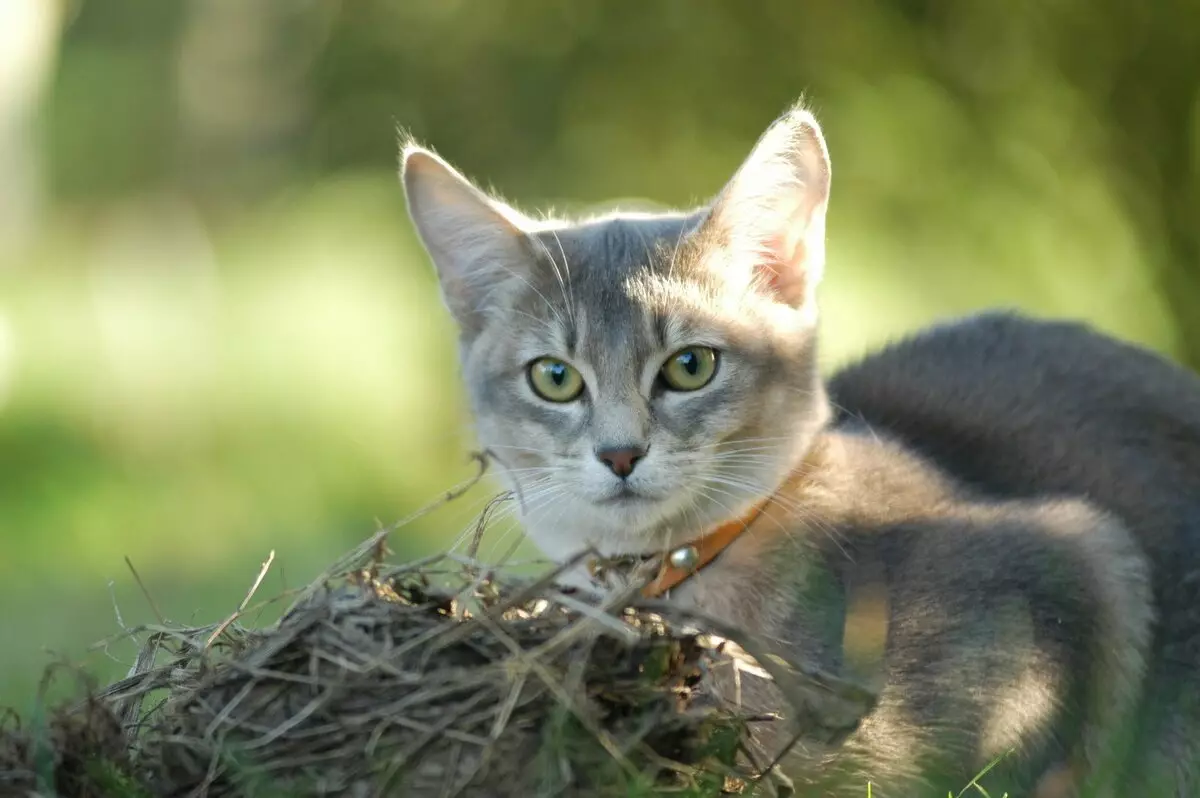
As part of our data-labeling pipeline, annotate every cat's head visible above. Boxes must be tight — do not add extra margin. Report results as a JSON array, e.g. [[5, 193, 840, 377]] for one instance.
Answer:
[[401, 104, 832, 563]]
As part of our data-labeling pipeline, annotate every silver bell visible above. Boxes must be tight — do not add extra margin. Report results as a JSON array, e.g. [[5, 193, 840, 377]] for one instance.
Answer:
[[668, 545, 700, 571]]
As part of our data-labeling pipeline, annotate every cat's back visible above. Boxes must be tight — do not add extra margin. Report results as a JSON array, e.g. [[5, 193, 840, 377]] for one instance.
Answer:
[[826, 310, 1200, 519]]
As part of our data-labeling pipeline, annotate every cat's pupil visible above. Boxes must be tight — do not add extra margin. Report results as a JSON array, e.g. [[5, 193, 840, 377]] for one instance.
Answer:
[[550, 363, 566, 384], [679, 352, 698, 375]]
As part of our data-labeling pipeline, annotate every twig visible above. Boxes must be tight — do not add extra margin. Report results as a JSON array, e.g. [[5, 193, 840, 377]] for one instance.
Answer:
[[205, 550, 276, 650], [125, 556, 166, 625], [283, 451, 492, 617], [107, 580, 127, 632], [543, 591, 640, 645], [471, 610, 644, 783], [416, 549, 598, 663], [465, 489, 514, 560], [527, 558, 661, 660]]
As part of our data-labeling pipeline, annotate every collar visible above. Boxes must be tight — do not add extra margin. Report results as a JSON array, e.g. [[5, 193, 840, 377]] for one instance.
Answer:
[[629, 443, 835, 598], [583, 499, 769, 599], [639, 498, 770, 598]]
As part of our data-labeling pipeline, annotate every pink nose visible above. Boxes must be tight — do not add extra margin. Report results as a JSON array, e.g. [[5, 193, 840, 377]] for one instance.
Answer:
[[596, 446, 646, 478]]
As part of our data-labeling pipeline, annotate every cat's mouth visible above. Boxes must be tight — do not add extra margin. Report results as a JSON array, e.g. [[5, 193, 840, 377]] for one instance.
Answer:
[[596, 486, 657, 506]]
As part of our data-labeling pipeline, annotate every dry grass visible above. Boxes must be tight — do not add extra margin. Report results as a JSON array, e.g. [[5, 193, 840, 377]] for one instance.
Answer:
[[1, 458, 876, 797]]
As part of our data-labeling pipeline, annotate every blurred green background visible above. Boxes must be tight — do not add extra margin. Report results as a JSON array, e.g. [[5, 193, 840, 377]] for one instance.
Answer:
[[2, 0, 1198, 708]]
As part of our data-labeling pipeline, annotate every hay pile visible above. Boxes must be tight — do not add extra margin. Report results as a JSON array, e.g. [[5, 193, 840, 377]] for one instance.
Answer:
[[1, 470, 875, 797]]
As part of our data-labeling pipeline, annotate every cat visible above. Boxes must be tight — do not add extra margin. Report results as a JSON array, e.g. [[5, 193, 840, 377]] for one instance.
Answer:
[[400, 102, 1200, 796]]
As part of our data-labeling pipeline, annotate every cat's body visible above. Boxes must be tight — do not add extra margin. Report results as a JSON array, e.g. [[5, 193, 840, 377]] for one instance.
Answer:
[[672, 311, 1200, 795], [400, 104, 1200, 795], [821, 311, 1200, 793]]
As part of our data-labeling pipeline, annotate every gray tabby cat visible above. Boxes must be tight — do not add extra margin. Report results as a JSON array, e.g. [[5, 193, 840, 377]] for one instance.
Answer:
[[400, 102, 1200, 796]]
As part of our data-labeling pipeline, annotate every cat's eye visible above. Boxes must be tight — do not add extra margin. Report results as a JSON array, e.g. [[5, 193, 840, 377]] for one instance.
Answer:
[[660, 346, 719, 392], [527, 357, 585, 402]]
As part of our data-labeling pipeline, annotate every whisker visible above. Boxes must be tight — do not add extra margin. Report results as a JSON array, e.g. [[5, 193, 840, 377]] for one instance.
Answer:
[[506, 308, 562, 337], [541, 229, 578, 329], [694, 481, 823, 556], [495, 262, 566, 330], [665, 211, 692, 284], [713, 436, 806, 448], [484, 444, 567, 456], [704, 472, 850, 558]]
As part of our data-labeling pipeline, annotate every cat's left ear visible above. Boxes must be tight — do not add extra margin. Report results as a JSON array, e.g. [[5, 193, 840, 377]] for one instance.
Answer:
[[704, 105, 831, 311], [401, 144, 536, 338]]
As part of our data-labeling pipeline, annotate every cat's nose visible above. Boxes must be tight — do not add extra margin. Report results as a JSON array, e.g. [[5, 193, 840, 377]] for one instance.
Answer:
[[595, 445, 647, 478]]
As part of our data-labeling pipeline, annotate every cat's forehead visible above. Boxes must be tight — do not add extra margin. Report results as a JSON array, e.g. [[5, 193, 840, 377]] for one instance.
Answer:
[[531, 213, 716, 310], [536, 213, 702, 288], [514, 212, 719, 358]]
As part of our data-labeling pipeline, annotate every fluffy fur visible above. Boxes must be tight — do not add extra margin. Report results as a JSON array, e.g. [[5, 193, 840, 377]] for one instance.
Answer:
[[401, 103, 1200, 795]]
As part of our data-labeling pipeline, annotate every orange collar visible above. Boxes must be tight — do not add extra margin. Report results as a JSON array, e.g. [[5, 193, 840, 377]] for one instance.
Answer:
[[640, 498, 769, 598]]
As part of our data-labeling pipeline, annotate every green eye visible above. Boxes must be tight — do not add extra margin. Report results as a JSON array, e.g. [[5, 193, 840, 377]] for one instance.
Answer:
[[528, 357, 585, 402], [660, 346, 718, 391]]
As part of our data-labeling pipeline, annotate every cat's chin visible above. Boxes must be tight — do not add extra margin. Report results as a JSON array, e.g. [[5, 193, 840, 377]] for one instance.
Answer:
[[520, 495, 676, 561], [524, 483, 763, 561]]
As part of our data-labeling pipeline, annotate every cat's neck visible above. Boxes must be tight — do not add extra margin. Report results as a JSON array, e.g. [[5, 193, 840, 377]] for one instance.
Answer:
[[640, 429, 836, 598]]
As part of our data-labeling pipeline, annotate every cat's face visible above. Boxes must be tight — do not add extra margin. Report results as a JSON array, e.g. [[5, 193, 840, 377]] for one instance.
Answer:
[[403, 104, 832, 561]]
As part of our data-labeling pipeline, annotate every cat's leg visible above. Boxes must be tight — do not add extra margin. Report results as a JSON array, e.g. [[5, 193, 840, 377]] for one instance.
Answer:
[[784, 498, 1153, 796], [1032, 759, 1081, 798]]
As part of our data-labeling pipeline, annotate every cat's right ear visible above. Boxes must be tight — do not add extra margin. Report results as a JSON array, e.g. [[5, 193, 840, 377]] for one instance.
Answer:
[[401, 145, 533, 337], [703, 104, 832, 315]]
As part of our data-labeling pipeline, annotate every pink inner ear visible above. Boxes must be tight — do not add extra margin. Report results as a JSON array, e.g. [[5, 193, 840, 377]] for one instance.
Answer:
[[758, 205, 814, 307]]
